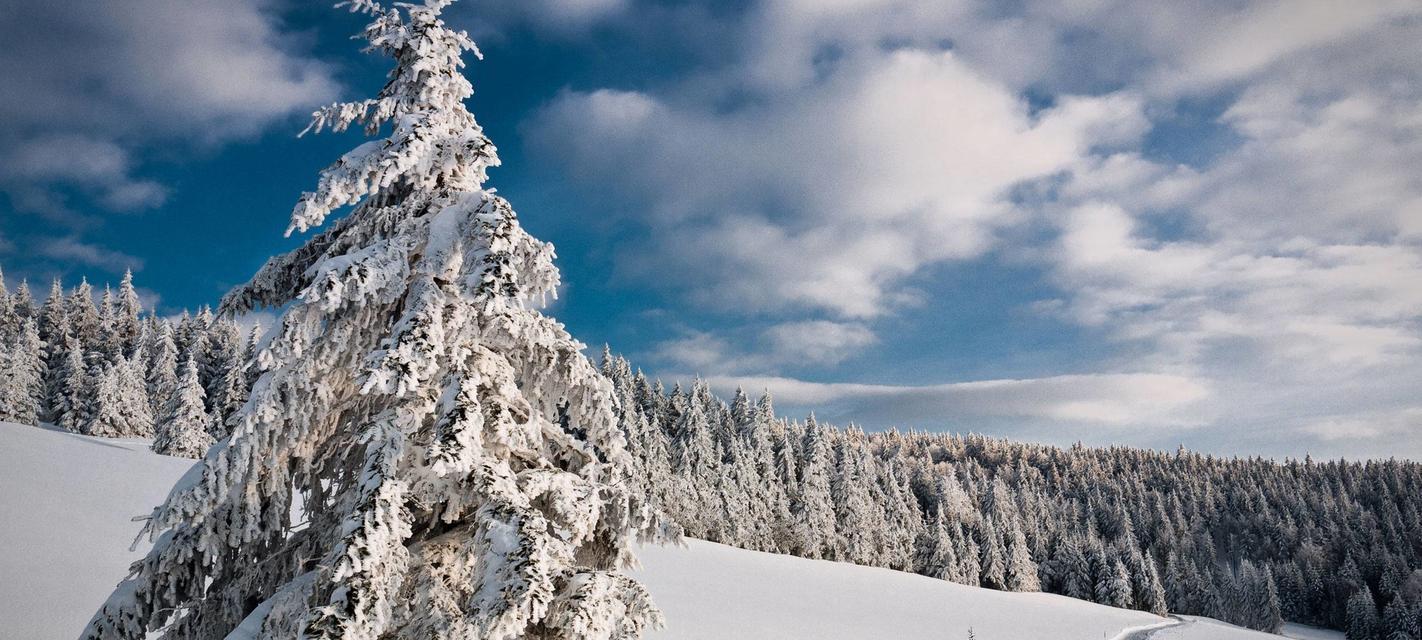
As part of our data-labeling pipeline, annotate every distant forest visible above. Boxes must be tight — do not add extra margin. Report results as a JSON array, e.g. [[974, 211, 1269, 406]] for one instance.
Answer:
[[1, 267, 1418, 638], [601, 353, 1422, 638]]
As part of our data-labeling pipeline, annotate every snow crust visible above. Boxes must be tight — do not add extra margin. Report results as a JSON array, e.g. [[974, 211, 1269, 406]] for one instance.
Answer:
[[0, 421, 1340, 640]]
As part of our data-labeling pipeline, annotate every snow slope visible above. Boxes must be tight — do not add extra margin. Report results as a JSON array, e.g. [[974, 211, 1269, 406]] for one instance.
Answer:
[[0, 422, 195, 640], [0, 421, 1341, 640]]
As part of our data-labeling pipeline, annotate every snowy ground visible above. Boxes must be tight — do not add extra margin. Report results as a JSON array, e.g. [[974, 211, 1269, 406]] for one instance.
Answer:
[[0, 421, 1343, 640]]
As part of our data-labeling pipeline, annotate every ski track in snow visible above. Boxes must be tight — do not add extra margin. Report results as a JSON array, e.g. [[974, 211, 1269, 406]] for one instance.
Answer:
[[1111, 616, 1188, 640]]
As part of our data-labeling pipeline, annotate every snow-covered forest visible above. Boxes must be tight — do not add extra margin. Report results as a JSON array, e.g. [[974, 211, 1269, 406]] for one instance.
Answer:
[[0, 1, 1415, 639], [1, 271, 1416, 638], [600, 352, 1422, 639], [0, 268, 252, 455]]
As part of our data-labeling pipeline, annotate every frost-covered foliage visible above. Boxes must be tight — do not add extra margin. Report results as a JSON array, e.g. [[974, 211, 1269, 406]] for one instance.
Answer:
[[0, 318, 45, 425], [83, 355, 153, 438], [151, 356, 213, 459], [84, 2, 667, 638], [603, 351, 1422, 635]]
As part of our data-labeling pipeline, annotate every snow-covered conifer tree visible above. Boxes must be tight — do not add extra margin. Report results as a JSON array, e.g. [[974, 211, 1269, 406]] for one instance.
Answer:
[[83, 355, 153, 438], [1347, 586, 1380, 640], [84, 3, 663, 637], [144, 323, 180, 417], [0, 267, 13, 340], [38, 280, 66, 357], [67, 278, 101, 354], [116, 269, 144, 355], [0, 317, 45, 425], [151, 355, 214, 459], [12, 279, 34, 321], [794, 416, 837, 559], [53, 329, 89, 432]]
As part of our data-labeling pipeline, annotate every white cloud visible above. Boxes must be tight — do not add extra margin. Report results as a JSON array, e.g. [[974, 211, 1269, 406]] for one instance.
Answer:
[[0, 135, 168, 213], [533, 50, 1145, 319], [653, 320, 878, 373], [763, 321, 877, 367], [0, 0, 340, 280], [35, 237, 145, 273], [533, 0, 1422, 456], [0, 0, 338, 144], [702, 373, 1210, 428], [1303, 408, 1422, 443]]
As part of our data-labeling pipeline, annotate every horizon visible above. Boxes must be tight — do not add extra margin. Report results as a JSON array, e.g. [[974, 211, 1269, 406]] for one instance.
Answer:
[[1, 0, 1418, 461]]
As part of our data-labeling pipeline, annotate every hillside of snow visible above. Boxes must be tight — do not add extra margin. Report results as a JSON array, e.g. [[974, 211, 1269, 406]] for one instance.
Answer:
[[0, 421, 1341, 640]]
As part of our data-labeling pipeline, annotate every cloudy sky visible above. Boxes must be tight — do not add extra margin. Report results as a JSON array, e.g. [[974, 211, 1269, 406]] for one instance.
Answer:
[[1, 0, 1419, 459]]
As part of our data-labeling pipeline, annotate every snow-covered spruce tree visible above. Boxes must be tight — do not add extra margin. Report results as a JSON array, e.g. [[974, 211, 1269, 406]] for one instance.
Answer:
[[53, 329, 89, 432], [116, 269, 144, 356], [0, 317, 45, 425], [144, 323, 180, 418], [83, 355, 154, 438], [152, 355, 214, 459], [84, 3, 664, 638]]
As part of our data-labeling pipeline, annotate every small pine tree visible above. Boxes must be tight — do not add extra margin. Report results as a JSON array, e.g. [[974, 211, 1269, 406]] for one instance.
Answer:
[[152, 356, 213, 459]]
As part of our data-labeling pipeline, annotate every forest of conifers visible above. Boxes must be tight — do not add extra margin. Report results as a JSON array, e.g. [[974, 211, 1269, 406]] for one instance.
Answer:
[[0, 268, 1418, 638], [600, 354, 1422, 637]]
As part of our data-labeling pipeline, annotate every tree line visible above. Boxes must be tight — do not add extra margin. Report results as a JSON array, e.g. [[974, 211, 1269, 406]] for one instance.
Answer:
[[600, 353, 1422, 637], [0, 267, 255, 458], [3, 266, 1418, 638]]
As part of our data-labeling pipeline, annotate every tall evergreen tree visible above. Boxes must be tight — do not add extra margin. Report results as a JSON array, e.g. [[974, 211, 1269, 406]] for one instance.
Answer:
[[151, 356, 214, 459], [116, 269, 145, 356], [0, 317, 45, 425], [85, 3, 664, 638], [1347, 586, 1380, 640], [53, 330, 89, 433], [144, 323, 181, 418], [66, 278, 100, 354]]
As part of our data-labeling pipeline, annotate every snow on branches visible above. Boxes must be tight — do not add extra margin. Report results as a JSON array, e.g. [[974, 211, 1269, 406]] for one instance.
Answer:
[[84, 2, 665, 639]]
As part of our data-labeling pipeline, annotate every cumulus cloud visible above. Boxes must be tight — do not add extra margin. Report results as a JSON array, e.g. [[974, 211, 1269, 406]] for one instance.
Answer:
[[0, 0, 338, 144], [520, 0, 1422, 457], [0, 0, 339, 278], [532, 52, 1145, 319]]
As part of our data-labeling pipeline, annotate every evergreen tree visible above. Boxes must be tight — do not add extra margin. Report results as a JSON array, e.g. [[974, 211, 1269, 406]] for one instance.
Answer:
[[0, 317, 45, 425], [37, 280, 66, 358], [116, 269, 145, 356], [0, 267, 13, 339], [795, 416, 837, 559], [1348, 586, 1380, 640], [52, 330, 89, 433], [66, 278, 100, 354], [1384, 596, 1418, 640], [1003, 518, 1039, 592], [83, 355, 153, 438], [151, 356, 214, 459], [12, 279, 34, 322], [85, 4, 664, 638], [144, 323, 180, 418], [1099, 559, 1135, 609]]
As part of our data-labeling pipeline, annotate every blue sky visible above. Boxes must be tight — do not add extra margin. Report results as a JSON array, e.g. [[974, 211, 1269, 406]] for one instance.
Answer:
[[1, 0, 1419, 459]]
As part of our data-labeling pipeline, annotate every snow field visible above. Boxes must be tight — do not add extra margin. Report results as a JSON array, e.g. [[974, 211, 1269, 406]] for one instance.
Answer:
[[0, 422, 1339, 640]]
